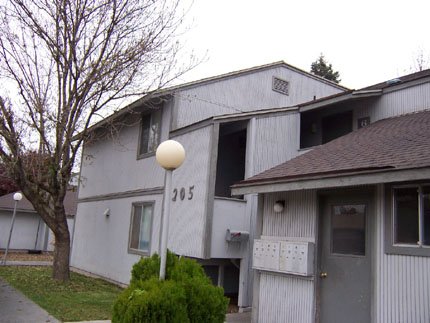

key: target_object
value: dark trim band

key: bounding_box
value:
[78,187,164,203]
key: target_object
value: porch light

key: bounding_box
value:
[274,200,285,213]
[156,140,185,280]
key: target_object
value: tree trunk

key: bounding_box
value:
[52,217,70,281]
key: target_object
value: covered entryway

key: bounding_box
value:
[319,191,373,323]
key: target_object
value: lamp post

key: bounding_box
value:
[2,192,23,265]
[156,140,185,280]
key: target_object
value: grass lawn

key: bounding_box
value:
[0,266,123,322]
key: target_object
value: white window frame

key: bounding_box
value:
[128,201,154,256]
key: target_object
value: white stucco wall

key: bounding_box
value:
[0,211,41,250]
[46,217,75,252]
[71,194,163,285]
[79,101,172,199]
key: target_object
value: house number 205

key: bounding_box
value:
[172,186,194,201]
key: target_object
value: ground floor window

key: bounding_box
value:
[394,185,430,246]
[386,184,430,256]
[129,202,153,255]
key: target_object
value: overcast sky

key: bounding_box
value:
[176,0,430,89]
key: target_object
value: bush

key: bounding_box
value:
[112,278,189,323]
[184,276,229,323]
[130,252,178,285]
[113,251,229,323]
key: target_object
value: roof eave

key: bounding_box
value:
[299,89,382,113]
[163,61,349,93]
[79,92,172,139]
[78,61,351,139]
[0,208,37,214]
[231,167,430,195]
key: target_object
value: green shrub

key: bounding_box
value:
[112,278,189,323]
[130,252,178,284]
[113,251,229,323]
[169,256,209,283]
[184,276,229,323]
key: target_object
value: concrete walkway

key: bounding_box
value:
[0,277,59,323]
[226,311,252,322]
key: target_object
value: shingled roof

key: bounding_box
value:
[0,188,78,216]
[361,68,430,91]
[234,109,430,188]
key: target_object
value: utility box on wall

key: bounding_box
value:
[253,239,314,276]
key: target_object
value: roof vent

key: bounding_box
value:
[386,78,402,85]
[272,77,289,95]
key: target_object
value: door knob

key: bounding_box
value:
[320,272,328,278]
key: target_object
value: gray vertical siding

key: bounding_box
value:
[168,125,212,259]
[256,191,317,323]
[259,273,314,323]
[375,184,430,323]
[252,113,300,178]
[262,190,317,239]
[355,82,430,124]
[173,66,343,130]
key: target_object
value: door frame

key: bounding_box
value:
[315,187,376,323]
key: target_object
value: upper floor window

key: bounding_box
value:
[138,109,161,157]
[300,110,353,149]
[129,202,154,255]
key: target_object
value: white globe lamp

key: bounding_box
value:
[156,140,185,170]
[13,192,23,201]
[156,140,185,280]
[2,192,23,264]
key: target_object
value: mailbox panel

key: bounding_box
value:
[253,240,280,271]
[253,239,314,276]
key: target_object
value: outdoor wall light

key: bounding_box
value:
[274,200,285,213]
[103,208,110,217]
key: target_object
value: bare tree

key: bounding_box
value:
[409,48,430,72]
[0,0,197,281]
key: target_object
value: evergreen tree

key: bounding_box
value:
[310,54,341,83]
